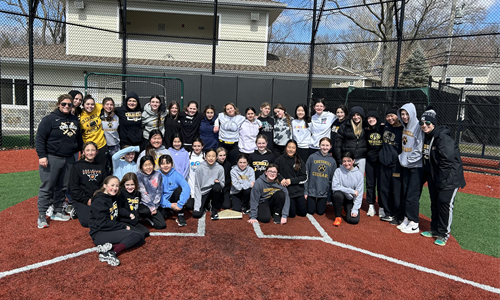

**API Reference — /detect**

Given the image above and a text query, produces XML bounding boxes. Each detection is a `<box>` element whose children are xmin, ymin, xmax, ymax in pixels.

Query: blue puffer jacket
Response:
<box><xmin>199</xmin><ymin>114</ymin><xmax>219</xmax><ymax>150</ymax></box>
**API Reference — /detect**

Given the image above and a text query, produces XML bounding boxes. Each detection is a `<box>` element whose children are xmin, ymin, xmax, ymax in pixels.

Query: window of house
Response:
<box><xmin>1</xmin><ymin>79</ymin><xmax>28</xmax><ymax>106</ymax></box>
<box><xmin>335</xmin><ymin>82</ymin><xmax>340</xmax><ymax>86</ymax></box>
<box><xmin>372</xmin><ymin>82</ymin><xmax>377</xmax><ymax>87</ymax></box>
<box><xmin>465</xmin><ymin>78</ymin><xmax>473</xmax><ymax>85</ymax></box>
<box><xmin>122</xmin><ymin>10</ymin><xmax>219</xmax><ymax>45</ymax></box>
<box><xmin>445</xmin><ymin>78</ymin><xmax>451</xmax><ymax>84</ymax></box>
<box><xmin>349</xmin><ymin>81</ymin><xmax>354</xmax><ymax>86</ymax></box>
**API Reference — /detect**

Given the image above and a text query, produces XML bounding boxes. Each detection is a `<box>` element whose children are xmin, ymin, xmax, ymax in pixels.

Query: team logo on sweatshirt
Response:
<box><xmin>369</xmin><ymin>133</ymin><xmax>382</xmax><ymax>146</ymax></box>
<box><xmin>109</xmin><ymin>201</ymin><xmax>118</xmax><ymax>220</ymax></box>
<box><xmin>83</xmin><ymin>169</ymin><xmax>101</xmax><ymax>181</ymax></box>
<box><xmin>125</xmin><ymin>111</ymin><xmax>142</xmax><ymax>122</ymax></box>
<box><xmin>317</xmin><ymin>164</ymin><xmax>327</xmax><ymax>173</ymax></box>
<box><xmin>128</xmin><ymin>197</ymin><xmax>139</xmax><ymax>211</ymax></box>
<box><xmin>59</xmin><ymin>122</ymin><xmax>77</xmax><ymax>137</ymax></box>
<box><xmin>402</xmin><ymin>136</ymin><xmax>408</xmax><ymax>145</ymax></box>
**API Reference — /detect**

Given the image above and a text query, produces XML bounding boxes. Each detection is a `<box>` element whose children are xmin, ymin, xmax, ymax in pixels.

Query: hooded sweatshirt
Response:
<box><xmin>249</xmin><ymin>174</ymin><xmax>290</xmax><ymax>219</ymax></box>
<box><xmin>309</xmin><ymin>111</ymin><xmax>337</xmax><ymax>149</ymax></box>
<box><xmin>101</xmin><ymin>112</ymin><xmax>120</xmax><ymax>147</ymax></box>
<box><xmin>163</xmin><ymin>114</ymin><xmax>182</xmax><ymax>149</ymax></box>
<box><xmin>230</xmin><ymin>165</ymin><xmax>255</xmax><ymax>194</ymax></box>
<box><xmin>188</xmin><ymin>152</ymin><xmax>205</xmax><ymax>198</ymax></box>
<box><xmin>258</xmin><ymin>115</ymin><xmax>274</xmax><ymax>150</ymax></box>
<box><xmin>239</xmin><ymin>118</ymin><xmax>262</xmax><ymax>153</ymax></box>
<box><xmin>117</xmin><ymin>187</ymin><xmax>140</xmax><ymax>226</ymax></box>
<box><xmin>330</xmin><ymin>118</ymin><xmax>346</xmax><ymax>147</ymax></box>
<box><xmin>137</xmin><ymin>146</ymin><xmax>172</xmax><ymax>171</ymax></box>
<box><xmin>334</xmin><ymin>106</ymin><xmax>367</xmax><ymax>163</ymax></box>
<box><xmin>379</xmin><ymin>123</ymin><xmax>403</xmax><ymax>168</ymax></box>
<box><xmin>89</xmin><ymin>191</ymin><xmax>126</xmax><ymax>238</ymax></box>
<box><xmin>35</xmin><ymin>108</ymin><xmax>83</xmax><ymax>158</ymax></box>
<box><xmin>332</xmin><ymin>165</ymin><xmax>364</xmax><ymax>215</ymax></box>
<box><xmin>116</xmin><ymin>92</ymin><xmax>143</xmax><ymax>146</ymax></box>
<box><xmin>80</xmin><ymin>102</ymin><xmax>106</xmax><ymax>149</ymax></box>
<box><xmin>365</xmin><ymin>111</ymin><xmax>384</xmax><ymax>163</ymax></box>
<box><xmin>137</xmin><ymin>170</ymin><xmax>162</xmax><ymax>212</ymax></box>
<box><xmin>275</xmin><ymin>153</ymin><xmax>307</xmax><ymax>198</ymax></box>
<box><xmin>215</xmin><ymin>113</ymin><xmax>246</xmax><ymax>143</ymax></box>
<box><xmin>304</xmin><ymin>151</ymin><xmax>337</xmax><ymax>198</ymax></box>
<box><xmin>112</xmin><ymin>146</ymin><xmax>140</xmax><ymax>181</ymax></box>
<box><xmin>193</xmin><ymin>161</ymin><xmax>225</xmax><ymax>211</ymax></box>
<box><xmin>168</xmin><ymin>147</ymin><xmax>190</xmax><ymax>180</ymax></box>
<box><xmin>199</xmin><ymin>114</ymin><xmax>219</xmax><ymax>150</ymax></box>
<box><xmin>274</xmin><ymin>116</ymin><xmax>293</xmax><ymax>146</ymax></box>
<box><xmin>160</xmin><ymin>169</ymin><xmax>191</xmax><ymax>209</ymax></box>
<box><xmin>179</xmin><ymin>111</ymin><xmax>203</xmax><ymax>146</ymax></box>
<box><xmin>249</xmin><ymin>150</ymin><xmax>276</xmax><ymax>179</ymax></box>
<box><xmin>397</xmin><ymin>103</ymin><xmax>423</xmax><ymax>168</ymax></box>
<box><xmin>292</xmin><ymin>119</ymin><xmax>311</xmax><ymax>148</ymax></box>
<box><xmin>142</xmin><ymin>102</ymin><xmax>168</xmax><ymax>139</ymax></box>
<box><xmin>69</xmin><ymin>159</ymin><xmax>106</xmax><ymax>204</ymax></box>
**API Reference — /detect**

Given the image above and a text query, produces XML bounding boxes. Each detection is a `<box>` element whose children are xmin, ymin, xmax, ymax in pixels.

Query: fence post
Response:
<box><xmin>393</xmin><ymin>0</ymin><xmax>405</xmax><ymax>89</ymax></box>
<box><xmin>212</xmin><ymin>0</ymin><xmax>218</xmax><ymax>74</ymax></box>
<box><xmin>29</xmin><ymin>0</ymin><xmax>38</xmax><ymax>148</ymax></box>
<box><xmin>306</xmin><ymin>0</ymin><xmax>317</xmax><ymax>111</ymax></box>
<box><xmin>121</xmin><ymin>0</ymin><xmax>127</xmax><ymax>101</ymax></box>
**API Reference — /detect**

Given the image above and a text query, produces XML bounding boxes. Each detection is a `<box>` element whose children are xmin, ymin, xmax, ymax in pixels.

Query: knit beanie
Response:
<box><xmin>385</xmin><ymin>106</ymin><xmax>398</xmax><ymax>116</ymax></box>
<box><xmin>421</xmin><ymin>106</ymin><xmax>437</xmax><ymax>125</ymax></box>
<box><xmin>68</xmin><ymin>90</ymin><xmax>83</xmax><ymax>100</ymax></box>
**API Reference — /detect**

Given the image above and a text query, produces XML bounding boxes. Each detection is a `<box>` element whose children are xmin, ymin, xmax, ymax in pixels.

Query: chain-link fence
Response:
<box><xmin>1</xmin><ymin>0</ymin><xmax>499</xmax><ymax>173</ymax></box>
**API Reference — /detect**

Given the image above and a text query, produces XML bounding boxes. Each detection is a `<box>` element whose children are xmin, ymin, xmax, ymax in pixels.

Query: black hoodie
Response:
<box><xmin>365</xmin><ymin>111</ymin><xmax>384</xmax><ymax>163</ymax></box>
<box><xmin>379</xmin><ymin>123</ymin><xmax>403</xmax><ymax>168</ymax></box>
<box><xmin>249</xmin><ymin>150</ymin><xmax>276</xmax><ymax>178</ymax></box>
<box><xmin>275</xmin><ymin>154</ymin><xmax>307</xmax><ymax>198</ymax></box>
<box><xmin>35</xmin><ymin>109</ymin><xmax>83</xmax><ymax>158</ymax></box>
<box><xmin>89</xmin><ymin>191</ymin><xmax>127</xmax><ymax>238</ymax></box>
<box><xmin>69</xmin><ymin>159</ymin><xmax>106</xmax><ymax>204</ymax></box>
<box><xmin>334</xmin><ymin>106</ymin><xmax>368</xmax><ymax>164</ymax></box>
<box><xmin>423</xmin><ymin>125</ymin><xmax>466</xmax><ymax>190</ymax></box>
<box><xmin>117</xmin><ymin>187</ymin><xmax>140</xmax><ymax>226</ymax></box>
<box><xmin>178</xmin><ymin>111</ymin><xmax>203</xmax><ymax>145</ymax></box>
<box><xmin>116</xmin><ymin>91</ymin><xmax>143</xmax><ymax>146</ymax></box>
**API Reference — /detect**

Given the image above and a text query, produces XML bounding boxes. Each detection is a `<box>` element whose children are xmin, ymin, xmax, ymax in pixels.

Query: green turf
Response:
<box><xmin>1</xmin><ymin>135</ymin><xmax>32</xmax><ymax>148</ymax></box>
<box><xmin>0</xmin><ymin>171</ymin><xmax>40</xmax><ymax>211</ymax></box>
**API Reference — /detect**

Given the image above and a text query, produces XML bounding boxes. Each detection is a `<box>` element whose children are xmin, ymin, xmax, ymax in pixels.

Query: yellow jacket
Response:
<box><xmin>80</xmin><ymin>103</ymin><xmax>107</xmax><ymax>149</ymax></box>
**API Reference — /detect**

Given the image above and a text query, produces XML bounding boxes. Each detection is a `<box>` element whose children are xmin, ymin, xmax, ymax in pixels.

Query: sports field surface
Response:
<box><xmin>0</xmin><ymin>149</ymin><xmax>499</xmax><ymax>299</ymax></box>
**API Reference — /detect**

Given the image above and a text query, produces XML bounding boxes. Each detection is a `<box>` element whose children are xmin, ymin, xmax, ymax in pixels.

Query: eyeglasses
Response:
<box><xmin>267</xmin><ymin>170</ymin><xmax>277</xmax><ymax>174</ymax></box>
<box><xmin>419</xmin><ymin>120</ymin><xmax>431</xmax><ymax>126</ymax></box>
<box><xmin>60</xmin><ymin>102</ymin><xmax>73</xmax><ymax>107</ymax></box>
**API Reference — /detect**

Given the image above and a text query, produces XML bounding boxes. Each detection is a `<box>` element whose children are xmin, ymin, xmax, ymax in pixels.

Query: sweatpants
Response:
<box><xmin>257</xmin><ymin>190</ymin><xmax>286</xmax><ymax>223</ymax></box>
<box><xmin>332</xmin><ymin>191</ymin><xmax>360</xmax><ymax>224</ymax></box>
<box><xmin>307</xmin><ymin>196</ymin><xmax>327</xmax><ymax>215</ymax></box>
<box><xmin>37</xmin><ymin>154</ymin><xmax>75</xmax><ymax>214</ymax></box>
<box><xmin>129</xmin><ymin>223</ymin><xmax>150</xmax><ymax>238</ymax></box>
<box><xmin>296</xmin><ymin>148</ymin><xmax>309</xmax><ymax>165</ymax></box>
<box><xmin>138</xmin><ymin>204</ymin><xmax>166</xmax><ymax>229</ymax></box>
<box><xmin>402</xmin><ymin>167</ymin><xmax>424</xmax><ymax>223</ymax></box>
<box><xmin>92</xmin><ymin>229</ymin><xmax>144</xmax><ymax>250</ymax></box>
<box><xmin>428</xmin><ymin>182</ymin><xmax>458</xmax><ymax>241</ymax></box>
<box><xmin>365</xmin><ymin>160</ymin><xmax>381</xmax><ymax>205</ymax></box>
<box><xmin>231</xmin><ymin>188</ymin><xmax>251</xmax><ymax>212</ymax></box>
<box><xmin>289</xmin><ymin>195</ymin><xmax>307</xmax><ymax>218</ymax></box>
<box><xmin>192</xmin><ymin>183</ymin><xmax>224</xmax><ymax>219</ymax></box>
<box><xmin>73</xmin><ymin>201</ymin><xmax>91</xmax><ymax>228</ymax></box>
<box><xmin>378</xmin><ymin>163</ymin><xmax>403</xmax><ymax>217</ymax></box>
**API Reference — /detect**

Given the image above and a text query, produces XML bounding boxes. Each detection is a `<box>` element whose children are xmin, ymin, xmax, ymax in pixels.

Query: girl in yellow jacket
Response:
<box><xmin>80</xmin><ymin>95</ymin><xmax>109</xmax><ymax>168</ymax></box>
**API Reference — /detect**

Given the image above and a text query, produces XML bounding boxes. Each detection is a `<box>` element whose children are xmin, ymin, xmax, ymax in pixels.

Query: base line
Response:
<box><xmin>151</xmin><ymin>214</ymin><xmax>206</xmax><ymax>237</ymax></box>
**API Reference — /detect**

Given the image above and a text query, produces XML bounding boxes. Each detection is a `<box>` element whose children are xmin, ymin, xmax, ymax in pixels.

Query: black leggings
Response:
<box><xmin>232</xmin><ymin>188</ymin><xmax>251</xmax><ymax>212</ymax></box>
<box><xmin>138</xmin><ymin>204</ymin><xmax>166</xmax><ymax>229</ymax></box>
<box><xmin>307</xmin><ymin>196</ymin><xmax>327</xmax><ymax>215</ymax></box>
<box><xmin>332</xmin><ymin>191</ymin><xmax>360</xmax><ymax>224</ymax></box>
<box><xmin>192</xmin><ymin>183</ymin><xmax>224</xmax><ymax>219</ymax></box>
<box><xmin>73</xmin><ymin>201</ymin><xmax>90</xmax><ymax>228</ymax></box>
<box><xmin>92</xmin><ymin>228</ymin><xmax>144</xmax><ymax>250</ymax></box>
<box><xmin>128</xmin><ymin>223</ymin><xmax>150</xmax><ymax>237</ymax></box>
<box><xmin>289</xmin><ymin>195</ymin><xmax>307</xmax><ymax>218</ymax></box>
<box><xmin>257</xmin><ymin>190</ymin><xmax>286</xmax><ymax>223</ymax></box>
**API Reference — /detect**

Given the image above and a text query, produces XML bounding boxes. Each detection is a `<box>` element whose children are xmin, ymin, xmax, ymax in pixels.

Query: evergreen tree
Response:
<box><xmin>400</xmin><ymin>47</ymin><xmax>430</xmax><ymax>87</ymax></box>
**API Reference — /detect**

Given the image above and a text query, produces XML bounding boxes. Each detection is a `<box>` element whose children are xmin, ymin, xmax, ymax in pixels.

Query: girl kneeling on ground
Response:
<box><xmin>137</xmin><ymin>155</ymin><xmax>164</xmax><ymax>229</ymax></box>
<box><xmin>117</xmin><ymin>172</ymin><xmax>150</xmax><ymax>238</ymax></box>
<box><xmin>230</xmin><ymin>153</ymin><xmax>255</xmax><ymax>214</ymax></box>
<box><xmin>248</xmin><ymin>164</ymin><xmax>290</xmax><ymax>225</ymax></box>
<box><xmin>332</xmin><ymin>151</ymin><xmax>364</xmax><ymax>226</ymax></box>
<box><xmin>90</xmin><ymin>176</ymin><xmax>145</xmax><ymax>266</ymax></box>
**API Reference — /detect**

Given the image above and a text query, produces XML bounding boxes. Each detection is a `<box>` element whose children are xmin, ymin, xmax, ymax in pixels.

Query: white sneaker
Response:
<box><xmin>397</xmin><ymin>217</ymin><xmax>409</xmax><ymax>230</ymax></box>
<box><xmin>367</xmin><ymin>205</ymin><xmax>376</xmax><ymax>217</ymax></box>
<box><xmin>45</xmin><ymin>205</ymin><xmax>54</xmax><ymax>217</ymax></box>
<box><xmin>378</xmin><ymin>207</ymin><xmax>385</xmax><ymax>218</ymax></box>
<box><xmin>401</xmin><ymin>221</ymin><xmax>419</xmax><ymax>234</ymax></box>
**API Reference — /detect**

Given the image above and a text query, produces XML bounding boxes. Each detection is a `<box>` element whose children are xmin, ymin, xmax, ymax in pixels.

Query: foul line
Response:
<box><xmin>151</xmin><ymin>213</ymin><xmax>206</xmax><ymax>237</ymax></box>
<box><xmin>252</xmin><ymin>214</ymin><xmax>500</xmax><ymax>295</ymax></box>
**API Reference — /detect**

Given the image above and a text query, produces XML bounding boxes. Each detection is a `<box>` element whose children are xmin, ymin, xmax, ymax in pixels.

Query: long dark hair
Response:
<box><xmin>145</xmin><ymin>129</ymin><xmax>164</xmax><ymax>157</ymax></box>
<box><xmin>120</xmin><ymin>172</ymin><xmax>139</xmax><ymax>193</ymax></box>
<box><xmin>190</xmin><ymin>137</ymin><xmax>205</xmax><ymax>159</ymax></box>
<box><xmin>101</xmin><ymin>97</ymin><xmax>115</xmax><ymax>121</ymax></box>
<box><xmin>295</xmin><ymin>103</ymin><xmax>310</xmax><ymax>128</ymax></box>
<box><xmin>167</xmin><ymin>101</ymin><xmax>180</xmax><ymax>119</ymax></box>
<box><xmin>265</xmin><ymin>163</ymin><xmax>280</xmax><ymax>184</ymax></box>
<box><xmin>139</xmin><ymin>155</ymin><xmax>155</xmax><ymax>172</ymax></box>
<box><xmin>342</xmin><ymin>151</ymin><xmax>359</xmax><ymax>168</ymax></box>
<box><xmin>285</xmin><ymin>140</ymin><xmax>302</xmax><ymax>171</ymax></box>
<box><xmin>274</xmin><ymin>103</ymin><xmax>292</xmax><ymax>130</ymax></box>
<box><xmin>170</xmin><ymin>133</ymin><xmax>184</xmax><ymax>150</ymax></box>
<box><xmin>150</xmin><ymin>95</ymin><xmax>164</xmax><ymax>129</ymax></box>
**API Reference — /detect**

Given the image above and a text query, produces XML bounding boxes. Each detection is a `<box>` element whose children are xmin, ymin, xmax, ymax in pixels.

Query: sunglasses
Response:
<box><xmin>419</xmin><ymin>120</ymin><xmax>431</xmax><ymax>126</ymax></box>
<box><xmin>60</xmin><ymin>102</ymin><xmax>74</xmax><ymax>107</ymax></box>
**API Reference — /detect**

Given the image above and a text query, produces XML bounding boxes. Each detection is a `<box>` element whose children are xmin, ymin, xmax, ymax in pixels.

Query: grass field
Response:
<box><xmin>1</xmin><ymin>135</ymin><xmax>32</xmax><ymax>148</ymax></box>
<box><xmin>2</xmin><ymin>170</ymin><xmax>498</xmax><ymax>258</ymax></box>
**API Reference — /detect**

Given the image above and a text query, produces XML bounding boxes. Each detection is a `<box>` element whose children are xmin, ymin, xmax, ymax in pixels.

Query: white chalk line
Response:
<box><xmin>151</xmin><ymin>213</ymin><xmax>206</xmax><ymax>237</ymax></box>
<box><xmin>252</xmin><ymin>214</ymin><xmax>500</xmax><ymax>295</ymax></box>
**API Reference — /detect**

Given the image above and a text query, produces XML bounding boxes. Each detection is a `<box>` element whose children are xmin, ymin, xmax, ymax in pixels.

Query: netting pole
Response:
<box><xmin>393</xmin><ymin>0</ymin><xmax>405</xmax><ymax>89</ymax></box>
<box><xmin>306</xmin><ymin>0</ymin><xmax>318</xmax><ymax>111</ymax></box>
<box><xmin>0</xmin><ymin>35</ymin><xmax>2</xmax><ymax>147</ymax></box>
<box><xmin>212</xmin><ymin>0</ymin><xmax>218</xmax><ymax>74</ymax></box>
<box><xmin>29</xmin><ymin>0</ymin><xmax>39</xmax><ymax>148</ymax></box>
<box><xmin>121</xmin><ymin>0</ymin><xmax>127</xmax><ymax>101</ymax></box>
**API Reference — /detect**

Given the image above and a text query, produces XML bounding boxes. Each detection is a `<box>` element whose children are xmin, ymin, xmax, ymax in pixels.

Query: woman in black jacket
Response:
<box><xmin>420</xmin><ymin>108</ymin><xmax>466</xmax><ymax>247</ymax></box>
<box><xmin>334</xmin><ymin>106</ymin><xmax>367</xmax><ymax>175</ymax></box>
<box><xmin>275</xmin><ymin>140</ymin><xmax>307</xmax><ymax>218</ymax></box>
<box><xmin>364</xmin><ymin>111</ymin><xmax>384</xmax><ymax>217</ymax></box>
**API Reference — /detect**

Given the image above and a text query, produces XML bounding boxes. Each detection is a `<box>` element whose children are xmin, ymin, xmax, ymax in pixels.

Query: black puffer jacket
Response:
<box><xmin>422</xmin><ymin>125</ymin><xmax>466</xmax><ymax>190</ymax></box>
<box><xmin>334</xmin><ymin>106</ymin><xmax>368</xmax><ymax>164</ymax></box>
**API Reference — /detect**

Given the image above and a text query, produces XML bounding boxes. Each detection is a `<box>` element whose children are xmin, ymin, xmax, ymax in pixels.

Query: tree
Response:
<box><xmin>399</xmin><ymin>47</ymin><xmax>430</xmax><ymax>87</ymax></box>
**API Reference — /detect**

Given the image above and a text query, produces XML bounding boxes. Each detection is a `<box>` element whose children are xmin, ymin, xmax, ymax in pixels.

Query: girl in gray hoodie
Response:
<box><xmin>230</xmin><ymin>154</ymin><xmax>255</xmax><ymax>213</ymax></box>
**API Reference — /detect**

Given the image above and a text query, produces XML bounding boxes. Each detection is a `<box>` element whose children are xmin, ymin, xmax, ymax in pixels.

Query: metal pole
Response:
<box><xmin>212</xmin><ymin>0</ymin><xmax>218</xmax><ymax>74</ymax></box>
<box><xmin>440</xmin><ymin>0</ymin><xmax>457</xmax><ymax>83</ymax></box>
<box><xmin>29</xmin><ymin>0</ymin><xmax>38</xmax><ymax>147</ymax></box>
<box><xmin>306</xmin><ymin>0</ymin><xmax>318</xmax><ymax>111</ymax></box>
<box><xmin>393</xmin><ymin>0</ymin><xmax>405</xmax><ymax>89</ymax></box>
<box><xmin>121</xmin><ymin>0</ymin><xmax>127</xmax><ymax>101</ymax></box>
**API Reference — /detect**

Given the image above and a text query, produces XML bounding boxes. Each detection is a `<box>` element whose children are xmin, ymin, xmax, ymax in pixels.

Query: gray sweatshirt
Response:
<box><xmin>230</xmin><ymin>165</ymin><xmax>255</xmax><ymax>194</ymax></box>
<box><xmin>304</xmin><ymin>151</ymin><xmax>337</xmax><ymax>198</ymax></box>
<box><xmin>142</xmin><ymin>103</ymin><xmax>168</xmax><ymax>139</ymax></box>
<box><xmin>193</xmin><ymin>161</ymin><xmax>225</xmax><ymax>211</ymax></box>
<box><xmin>249</xmin><ymin>174</ymin><xmax>290</xmax><ymax>219</ymax></box>
<box><xmin>332</xmin><ymin>165</ymin><xmax>364</xmax><ymax>215</ymax></box>
<box><xmin>397</xmin><ymin>103</ymin><xmax>423</xmax><ymax>168</ymax></box>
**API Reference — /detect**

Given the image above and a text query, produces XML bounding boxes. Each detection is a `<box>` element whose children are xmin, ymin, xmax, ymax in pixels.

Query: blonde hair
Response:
<box><xmin>259</xmin><ymin>102</ymin><xmax>271</xmax><ymax>117</ymax></box>
<box><xmin>223</xmin><ymin>103</ymin><xmax>240</xmax><ymax>116</ymax></box>
<box><xmin>274</xmin><ymin>103</ymin><xmax>292</xmax><ymax>129</ymax></box>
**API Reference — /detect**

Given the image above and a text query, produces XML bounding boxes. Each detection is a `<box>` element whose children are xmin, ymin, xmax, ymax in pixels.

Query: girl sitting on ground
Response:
<box><xmin>89</xmin><ymin>175</ymin><xmax>145</xmax><ymax>267</ymax></box>
<box><xmin>70</xmin><ymin>141</ymin><xmax>107</xmax><ymax>228</ymax></box>
<box><xmin>168</xmin><ymin>133</ymin><xmax>190</xmax><ymax>180</ymax></box>
<box><xmin>137</xmin><ymin>129</ymin><xmax>171</xmax><ymax>171</ymax></box>
<box><xmin>331</xmin><ymin>151</ymin><xmax>364</xmax><ymax>226</ymax></box>
<box><xmin>230</xmin><ymin>154</ymin><xmax>255</xmax><ymax>214</ymax></box>
<box><xmin>117</xmin><ymin>172</ymin><xmax>149</xmax><ymax>238</ymax></box>
<box><xmin>248</xmin><ymin>164</ymin><xmax>290</xmax><ymax>225</ymax></box>
<box><xmin>112</xmin><ymin>145</ymin><xmax>140</xmax><ymax>181</ymax></box>
<box><xmin>137</xmin><ymin>155</ymin><xmax>164</xmax><ymax>229</ymax></box>
<box><xmin>216</xmin><ymin>147</ymin><xmax>232</xmax><ymax>209</ymax></box>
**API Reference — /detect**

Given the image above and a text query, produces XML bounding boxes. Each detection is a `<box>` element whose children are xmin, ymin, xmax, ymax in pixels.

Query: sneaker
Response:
<box><xmin>37</xmin><ymin>215</ymin><xmax>49</xmax><ymax>229</ymax></box>
<box><xmin>389</xmin><ymin>218</ymin><xmax>402</xmax><ymax>226</ymax></box>
<box><xmin>273</xmin><ymin>213</ymin><xmax>281</xmax><ymax>224</ymax></box>
<box><xmin>400</xmin><ymin>221</ymin><xmax>419</xmax><ymax>234</ymax></box>
<box><xmin>326</xmin><ymin>201</ymin><xmax>333</xmax><ymax>206</ymax></box>
<box><xmin>66</xmin><ymin>205</ymin><xmax>77</xmax><ymax>219</ymax></box>
<box><xmin>380</xmin><ymin>215</ymin><xmax>394</xmax><ymax>222</ymax></box>
<box><xmin>421</xmin><ymin>231</ymin><xmax>438</xmax><ymax>238</ymax></box>
<box><xmin>176</xmin><ymin>214</ymin><xmax>187</xmax><ymax>227</ymax></box>
<box><xmin>378</xmin><ymin>207</ymin><xmax>385</xmax><ymax>218</ymax></box>
<box><xmin>50</xmin><ymin>212</ymin><xmax>70</xmax><ymax>221</ymax></box>
<box><xmin>367</xmin><ymin>205</ymin><xmax>376</xmax><ymax>217</ymax></box>
<box><xmin>45</xmin><ymin>205</ymin><xmax>54</xmax><ymax>217</ymax></box>
<box><xmin>99</xmin><ymin>251</ymin><xmax>120</xmax><ymax>266</ymax></box>
<box><xmin>333</xmin><ymin>217</ymin><xmax>342</xmax><ymax>227</ymax></box>
<box><xmin>434</xmin><ymin>237</ymin><xmax>447</xmax><ymax>246</ymax></box>
<box><xmin>96</xmin><ymin>242</ymin><xmax>113</xmax><ymax>253</ymax></box>
<box><xmin>145</xmin><ymin>217</ymin><xmax>155</xmax><ymax>226</ymax></box>
<box><xmin>242</xmin><ymin>206</ymin><xmax>250</xmax><ymax>214</ymax></box>
<box><xmin>396</xmin><ymin>217</ymin><xmax>409</xmax><ymax>230</ymax></box>
<box><xmin>211</xmin><ymin>210</ymin><xmax>219</xmax><ymax>220</ymax></box>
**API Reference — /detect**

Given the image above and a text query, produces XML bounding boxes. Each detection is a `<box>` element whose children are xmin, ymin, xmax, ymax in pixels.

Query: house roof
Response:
<box><xmin>332</xmin><ymin>65</ymin><xmax>382</xmax><ymax>82</ymax></box>
<box><xmin>0</xmin><ymin>44</ymin><xmax>358</xmax><ymax>80</ymax></box>
<box><xmin>430</xmin><ymin>65</ymin><xmax>491</xmax><ymax>78</ymax></box>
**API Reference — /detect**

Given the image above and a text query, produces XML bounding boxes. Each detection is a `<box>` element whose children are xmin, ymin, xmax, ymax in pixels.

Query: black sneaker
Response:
<box><xmin>176</xmin><ymin>214</ymin><xmax>187</xmax><ymax>227</ymax></box>
<box><xmin>273</xmin><ymin>213</ymin><xmax>281</xmax><ymax>224</ymax></box>
<box><xmin>211</xmin><ymin>210</ymin><xmax>219</xmax><ymax>220</ymax></box>
<box><xmin>242</xmin><ymin>206</ymin><xmax>250</xmax><ymax>215</ymax></box>
<box><xmin>380</xmin><ymin>215</ymin><xmax>394</xmax><ymax>222</ymax></box>
<box><xmin>98</xmin><ymin>251</ymin><xmax>120</xmax><ymax>266</ymax></box>
<box><xmin>389</xmin><ymin>218</ymin><xmax>402</xmax><ymax>226</ymax></box>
